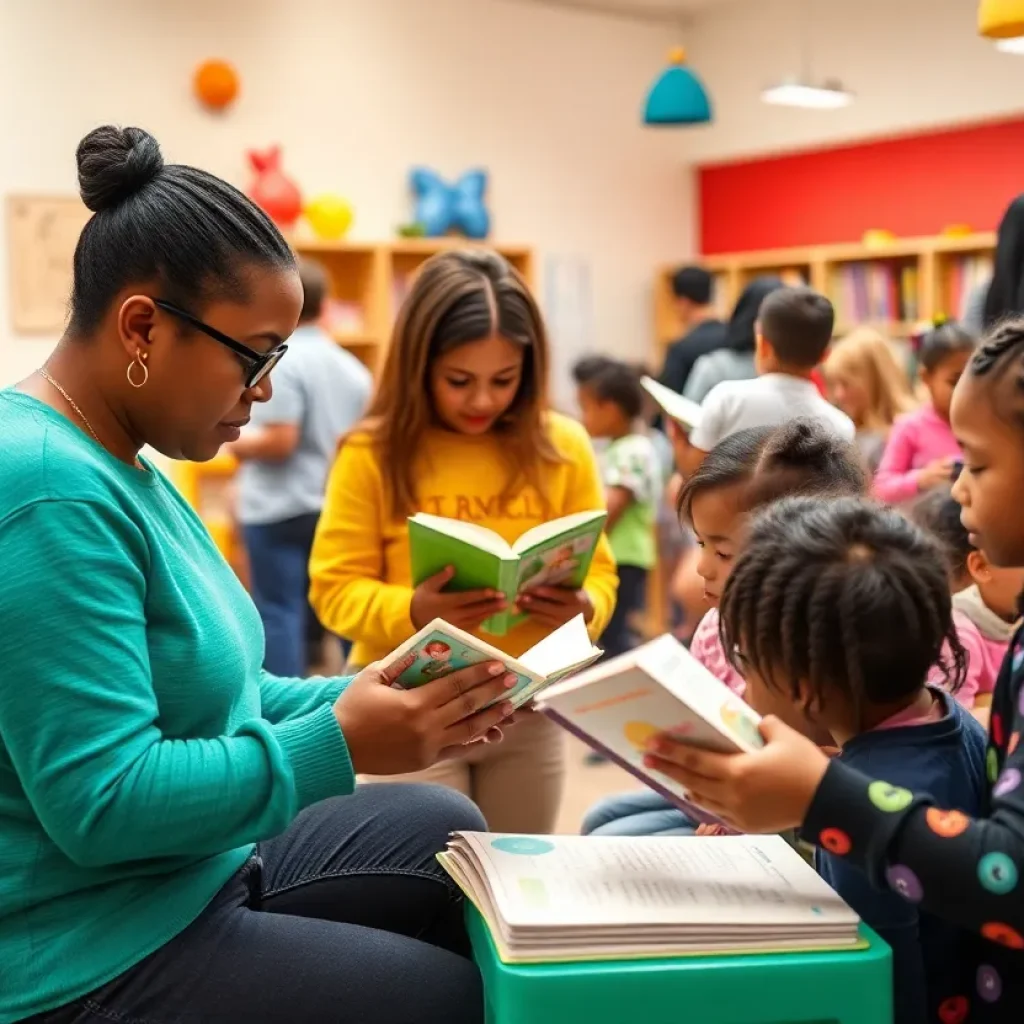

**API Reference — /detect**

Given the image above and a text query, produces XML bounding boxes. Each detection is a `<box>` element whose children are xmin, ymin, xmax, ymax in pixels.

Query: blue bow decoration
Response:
<box><xmin>409</xmin><ymin>168</ymin><xmax>491</xmax><ymax>239</ymax></box>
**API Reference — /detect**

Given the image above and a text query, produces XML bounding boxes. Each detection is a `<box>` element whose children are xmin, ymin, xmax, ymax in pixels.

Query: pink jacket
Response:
<box><xmin>873</xmin><ymin>404</ymin><xmax>961</xmax><ymax>505</ymax></box>
<box><xmin>928</xmin><ymin>598</ymin><xmax>1014</xmax><ymax>709</ymax></box>
<box><xmin>689</xmin><ymin>609</ymin><xmax>746</xmax><ymax>697</ymax></box>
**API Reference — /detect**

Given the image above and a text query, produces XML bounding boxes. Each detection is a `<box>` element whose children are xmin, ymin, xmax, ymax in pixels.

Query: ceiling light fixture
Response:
<box><xmin>762</xmin><ymin>0</ymin><xmax>853</xmax><ymax>111</ymax></box>
<box><xmin>761</xmin><ymin>79</ymin><xmax>854</xmax><ymax>110</ymax></box>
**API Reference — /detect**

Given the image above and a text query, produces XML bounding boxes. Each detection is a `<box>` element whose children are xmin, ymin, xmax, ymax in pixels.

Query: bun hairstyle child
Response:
<box><xmin>875</xmin><ymin>317</ymin><xmax>977</xmax><ymax>504</ymax></box>
<box><xmin>310</xmin><ymin>248</ymin><xmax>618</xmax><ymax>834</ymax></box>
<box><xmin>579</xmin><ymin>419</ymin><xmax>864</xmax><ymax>840</ymax></box>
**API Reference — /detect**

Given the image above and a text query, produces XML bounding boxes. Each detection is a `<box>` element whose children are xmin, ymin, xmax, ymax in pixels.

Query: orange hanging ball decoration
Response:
<box><xmin>194</xmin><ymin>59</ymin><xmax>239</xmax><ymax>111</ymax></box>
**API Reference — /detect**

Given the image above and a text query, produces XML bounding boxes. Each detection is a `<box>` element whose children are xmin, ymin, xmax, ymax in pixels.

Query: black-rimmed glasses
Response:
<box><xmin>154</xmin><ymin>299</ymin><xmax>288</xmax><ymax>388</ymax></box>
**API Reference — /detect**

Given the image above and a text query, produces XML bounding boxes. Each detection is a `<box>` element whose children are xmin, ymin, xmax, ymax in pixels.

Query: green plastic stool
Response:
<box><xmin>467</xmin><ymin>904</ymin><xmax>892</xmax><ymax>1024</ymax></box>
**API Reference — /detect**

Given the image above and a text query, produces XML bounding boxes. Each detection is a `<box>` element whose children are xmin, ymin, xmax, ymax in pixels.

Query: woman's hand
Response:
<box><xmin>333</xmin><ymin>659</ymin><xmax>519</xmax><ymax>775</ymax></box>
<box><xmin>518</xmin><ymin>586</ymin><xmax>594</xmax><ymax>627</ymax></box>
<box><xmin>410</xmin><ymin>566</ymin><xmax>508</xmax><ymax>630</ymax></box>
<box><xmin>641</xmin><ymin>716</ymin><xmax>831</xmax><ymax>834</ymax></box>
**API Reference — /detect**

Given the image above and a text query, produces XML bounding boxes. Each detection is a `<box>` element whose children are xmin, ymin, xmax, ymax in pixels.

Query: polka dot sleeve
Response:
<box><xmin>801</xmin><ymin>640</ymin><xmax>1024</xmax><ymax>950</ymax></box>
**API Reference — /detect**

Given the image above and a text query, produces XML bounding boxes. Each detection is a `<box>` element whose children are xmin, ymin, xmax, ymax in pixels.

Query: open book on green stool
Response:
<box><xmin>441</xmin><ymin>832</ymin><xmax>892</xmax><ymax>1024</ymax></box>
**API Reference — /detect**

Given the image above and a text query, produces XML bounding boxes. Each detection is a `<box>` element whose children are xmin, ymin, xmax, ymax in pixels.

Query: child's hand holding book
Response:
<box><xmin>518</xmin><ymin>585</ymin><xmax>594</xmax><ymax>628</ymax></box>
<box><xmin>410</xmin><ymin>565</ymin><xmax>509</xmax><ymax>631</ymax></box>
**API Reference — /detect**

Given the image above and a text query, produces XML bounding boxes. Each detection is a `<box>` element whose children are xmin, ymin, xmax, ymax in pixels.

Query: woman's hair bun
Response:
<box><xmin>76</xmin><ymin>125</ymin><xmax>164</xmax><ymax>213</ymax></box>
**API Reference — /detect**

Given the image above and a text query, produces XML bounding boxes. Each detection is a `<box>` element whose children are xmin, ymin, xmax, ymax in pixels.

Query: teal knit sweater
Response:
<box><xmin>0</xmin><ymin>391</ymin><xmax>355</xmax><ymax>1021</ymax></box>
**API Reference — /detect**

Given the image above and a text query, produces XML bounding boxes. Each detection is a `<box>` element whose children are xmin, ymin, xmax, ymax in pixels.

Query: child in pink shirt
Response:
<box><xmin>913</xmin><ymin>489</ymin><xmax>1024</xmax><ymax>717</ymax></box>
<box><xmin>580</xmin><ymin>418</ymin><xmax>864</xmax><ymax>837</ymax></box>
<box><xmin>874</xmin><ymin>320</ymin><xmax>976</xmax><ymax>505</ymax></box>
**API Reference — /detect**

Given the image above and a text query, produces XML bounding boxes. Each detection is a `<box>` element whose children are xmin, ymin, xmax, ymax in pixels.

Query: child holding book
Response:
<box><xmin>873</xmin><ymin>319</ymin><xmax>976</xmax><ymax>504</ymax></box>
<box><xmin>823</xmin><ymin>326</ymin><xmax>918</xmax><ymax>474</ymax></box>
<box><xmin>913</xmin><ymin>489</ymin><xmax>1024</xmax><ymax>719</ymax></box>
<box><xmin>673</xmin><ymin>495</ymin><xmax>987</xmax><ymax>1024</ymax></box>
<box><xmin>647</xmin><ymin>319</ymin><xmax>1024</xmax><ymax>1022</ymax></box>
<box><xmin>309</xmin><ymin>249</ymin><xmax>618</xmax><ymax>834</ymax></box>
<box><xmin>672</xmin><ymin>286</ymin><xmax>854</xmax><ymax>479</ymax></box>
<box><xmin>573</xmin><ymin>357</ymin><xmax>661</xmax><ymax>659</ymax></box>
<box><xmin>581</xmin><ymin>419</ymin><xmax>865</xmax><ymax>838</ymax></box>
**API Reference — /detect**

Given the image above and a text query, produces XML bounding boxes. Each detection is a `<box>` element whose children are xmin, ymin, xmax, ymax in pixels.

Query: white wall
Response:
<box><xmin>0</xmin><ymin>0</ymin><xmax>692</xmax><ymax>385</ymax></box>
<box><xmin>687</xmin><ymin>0</ymin><xmax>1024</xmax><ymax>163</ymax></box>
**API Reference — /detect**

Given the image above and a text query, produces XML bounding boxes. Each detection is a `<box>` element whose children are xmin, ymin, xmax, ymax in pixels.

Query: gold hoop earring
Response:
<box><xmin>127</xmin><ymin>354</ymin><xmax>149</xmax><ymax>389</ymax></box>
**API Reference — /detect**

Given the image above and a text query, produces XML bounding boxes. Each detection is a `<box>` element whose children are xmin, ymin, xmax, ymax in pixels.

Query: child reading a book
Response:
<box><xmin>309</xmin><ymin>249</ymin><xmax>618</xmax><ymax>834</ymax></box>
<box><xmin>581</xmin><ymin>419</ymin><xmax>865</xmax><ymax>838</ymax></box>
<box><xmin>573</xmin><ymin>356</ymin><xmax>662</xmax><ymax>659</ymax></box>
<box><xmin>874</xmin><ymin>319</ymin><xmax>976</xmax><ymax>504</ymax></box>
<box><xmin>822</xmin><ymin>326</ymin><xmax>918</xmax><ymax>474</ymax></box>
<box><xmin>676</xmin><ymin>495</ymin><xmax>987</xmax><ymax>1024</ymax></box>
<box><xmin>645</xmin><ymin>319</ymin><xmax>1024</xmax><ymax>1023</ymax></box>
<box><xmin>913</xmin><ymin>489</ymin><xmax>1024</xmax><ymax>720</ymax></box>
<box><xmin>672</xmin><ymin>286</ymin><xmax>854</xmax><ymax>479</ymax></box>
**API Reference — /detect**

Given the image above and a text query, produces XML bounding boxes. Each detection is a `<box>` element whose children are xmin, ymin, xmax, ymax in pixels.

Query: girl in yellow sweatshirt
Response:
<box><xmin>309</xmin><ymin>249</ymin><xmax>618</xmax><ymax>832</ymax></box>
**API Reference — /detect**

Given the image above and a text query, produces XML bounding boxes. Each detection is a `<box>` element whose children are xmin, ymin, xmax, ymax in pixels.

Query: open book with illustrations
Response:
<box><xmin>538</xmin><ymin>634</ymin><xmax>763</xmax><ymax>826</ymax></box>
<box><xmin>439</xmin><ymin>831</ymin><xmax>861</xmax><ymax>964</ymax></box>
<box><xmin>640</xmin><ymin>376</ymin><xmax>702</xmax><ymax>433</ymax></box>
<box><xmin>408</xmin><ymin>510</ymin><xmax>607</xmax><ymax>636</ymax></box>
<box><xmin>380</xmin><ymin>614</ymin><xmax>602</xmax><ymax>711</ymax></box>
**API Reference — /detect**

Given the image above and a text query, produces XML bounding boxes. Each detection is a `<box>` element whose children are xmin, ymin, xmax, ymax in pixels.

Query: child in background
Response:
<box><xmin>648</xmin><ymin>319</ymin><xmax>1024</xmax><ymax>1023</ymax></box>
<box><xmin>823</xmin><ymin>326</ymin><xmax>918</xmax><ymax>473</ymax></box>
<box><xmin>573</xmin><ymin>357</ymin><xmax>661</xmax><ymax>659</ymax></box>
<box><xmin>580</xmin><ymin>419</ymin><xmax>865</xmax><ymax>838</ymax></box>
<box><xmin>309</xmin><ymin>249</ymin><xmax>618</xmax><ymax>834</ymax></box>
<box><xmin>693</xmin><ymin>496</ymin><xmax>986</xmax><ymax>1024</ymax></box>
<box><xmin>672</xmin><ymin>286</ymin><xmax>854</xmax><ymax>479</ymax></box>
<box><xmin>913</xmin><ymin>489</ymin><xmax>1024</xmax><ymax>719</ymax></box>
<box><xmin>874</xmin><ymin>319</ymin><xmax>976</xmax><ymax>504</ymax></box>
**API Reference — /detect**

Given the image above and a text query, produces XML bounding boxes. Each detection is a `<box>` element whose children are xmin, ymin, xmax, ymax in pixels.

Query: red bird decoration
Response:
<box><xmin>247</xmin><ymin>146</ymin><xmax>302</xmax><ymax>230</ymax></box>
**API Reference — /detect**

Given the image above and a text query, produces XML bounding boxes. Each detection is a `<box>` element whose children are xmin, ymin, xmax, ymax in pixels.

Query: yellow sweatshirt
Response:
<box><xmin>309</xmin><ymin>412</ymin><xmax>618</xmax><ymax>667</ymax></box>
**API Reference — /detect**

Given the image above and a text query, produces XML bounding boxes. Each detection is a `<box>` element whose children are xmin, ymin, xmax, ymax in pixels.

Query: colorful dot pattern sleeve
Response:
<box><xmin>801</xmin><ymin>635</ymin><xmax>1024</xmax><ymax>1020</ymax></box>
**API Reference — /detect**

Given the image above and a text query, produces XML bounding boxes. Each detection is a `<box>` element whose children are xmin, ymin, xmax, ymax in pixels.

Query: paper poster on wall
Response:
<box><xmin>543</xmin><ymin>253</ymin><xmax>594</xmax><ymax>416</ymax></box>
<box><xmin>6</xmin><ymin>195</ymin><xmax>90</xmax><ymax>334</ymax></box>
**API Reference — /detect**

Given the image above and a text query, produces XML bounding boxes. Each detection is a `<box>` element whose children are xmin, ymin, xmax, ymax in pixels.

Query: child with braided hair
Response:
<box><xmin>647</xmin><ymin>318</ymin><xmax>1024</xmax><ymax>1022</ymax></box>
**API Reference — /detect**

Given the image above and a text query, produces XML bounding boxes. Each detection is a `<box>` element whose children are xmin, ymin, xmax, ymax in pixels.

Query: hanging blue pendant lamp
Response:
<box><xmin>643</xmin><ymin>47</ymin><xmax>712</xmax><ymax>126</ymax></box>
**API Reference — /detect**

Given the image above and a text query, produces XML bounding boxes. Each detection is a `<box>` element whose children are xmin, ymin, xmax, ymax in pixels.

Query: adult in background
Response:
<box><xmin>2</xmin><ymin>124</ymin><xmax>515</xmax><ymax>1024</ymax></box>
<box><xmin>658</xmin><ymin>266</ymin><xmax>726</xmax><ymax>396</ymax></box>
<box><xmin>978</xmin><ymin>193</ymin><xmax>1024</xmax><ymax>330</ymax></box>
<box><xmin>228</xmin><ymin>258</ymin><xmax>371</xmax><ymax>675</ymax></box>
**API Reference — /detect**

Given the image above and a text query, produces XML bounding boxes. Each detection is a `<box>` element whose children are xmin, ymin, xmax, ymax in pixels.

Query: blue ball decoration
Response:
<box><xmin>643</xmin><ymin>48</ymin><xmax>712</xmax><ymax>127</ymax></box>
<box><xmin>409</xmin><ymin>168</ymin><xmax>491</xmax><ymax>239</ymax></box>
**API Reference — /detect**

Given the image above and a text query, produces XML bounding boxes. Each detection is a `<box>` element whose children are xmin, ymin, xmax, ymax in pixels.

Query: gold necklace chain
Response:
<box><xmin>38</xmin><ymin>368</ymin><xmax>101</xmax><ymax>444</ymax></box>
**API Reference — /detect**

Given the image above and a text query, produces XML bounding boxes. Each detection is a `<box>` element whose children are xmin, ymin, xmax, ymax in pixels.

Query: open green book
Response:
<box><xmin>408</xmin><ymin>510</ymin><xmax>607</xmax><ymax>636</ymax></box>
<box><xmin>380</xmin><ymin>614</ymin><xmax>602</xmax><ymax>711</ymax></box>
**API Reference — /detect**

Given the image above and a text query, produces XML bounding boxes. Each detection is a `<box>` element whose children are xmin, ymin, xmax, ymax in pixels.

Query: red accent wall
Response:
<box><xmin>698</xmin><ymin>116</ymin><xmax>1024</xmax><ymax>254</ymax></box>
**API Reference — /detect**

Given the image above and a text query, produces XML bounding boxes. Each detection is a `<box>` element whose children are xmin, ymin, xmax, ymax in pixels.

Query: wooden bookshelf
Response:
<box><xmin>174</xmin><ymin>239</ymin><xmax>535</xmax><ymax>565</ymax></box>
<box><xmin>654</xmin><ymin>232</ymin><xmax>996</xmax><ymax>352</ymax></box>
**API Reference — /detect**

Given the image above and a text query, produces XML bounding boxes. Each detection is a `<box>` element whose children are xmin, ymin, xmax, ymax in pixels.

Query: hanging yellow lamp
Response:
<box><xmin>979</xmin><ymin>0</ymin><xmax>1024</xmax><ymax>39</ymax></box>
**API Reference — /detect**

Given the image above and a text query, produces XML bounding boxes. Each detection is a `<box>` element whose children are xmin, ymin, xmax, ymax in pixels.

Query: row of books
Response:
<box><xmin>828</xmin><ymin>262</ymin><xmax>919</xmax><ymax>326</ymax></box>
<box><xmin>947</xmin><ymin>254</ymin><xmax>993</xmax><ymax>323</ymax></box>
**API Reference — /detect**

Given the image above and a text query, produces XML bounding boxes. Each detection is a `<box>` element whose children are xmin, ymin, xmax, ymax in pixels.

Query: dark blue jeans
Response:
<box><xmin>600</xmin><ymin>564</ymin><xmax>649</xmax><ymax>661</ymax></box>
<box><xmin>243</xmin><ymin>512</ymin><xmax>349</xmax><ymax>676</ymax></box>
<box><xmin>30</xmin><ymin>784</ymin><xmax>486</xmax><ymax>1023</ymax></box>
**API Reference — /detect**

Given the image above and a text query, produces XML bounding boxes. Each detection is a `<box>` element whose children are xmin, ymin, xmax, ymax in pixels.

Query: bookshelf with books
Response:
<box><xmin>173</xmin><ymin>239</ymin><xmax>535</xmax><ymax>566</ymax></box>
<box><xmin>653</xmin><ymin>231</ymin><xmax>995</xmax><ymax>354</ymax></box>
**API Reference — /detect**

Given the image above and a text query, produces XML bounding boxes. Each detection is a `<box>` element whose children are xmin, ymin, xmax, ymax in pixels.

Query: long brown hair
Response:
<box><xmin>361</xmin><ymin>249</ymin><xmax>562</xmax><ymax>518</ymax></box>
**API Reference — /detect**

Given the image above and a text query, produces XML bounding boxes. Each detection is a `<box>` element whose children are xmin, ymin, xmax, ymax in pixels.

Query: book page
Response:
<box><xmin>512</xmin><ymin>512</ymin><xmax>606</xmax><ymax>593</ymax></box>
<box><xmin>409</xmin><ymin>513</ymin><xmax>514</xmax><ymax>557</ymax></box>
<box><xmin>455</xmin><ymin>833</ymin><xmax>855</xmax><ymax>929</ymax></box>
<box><xmin>640</xmin><ymin>377</ymin><xmax>702</xmax><ymax>432</ymax></box>
<box><xmin>518</xmin><ymin>615</ymin><xmax>600</xmax><ymax>677</ymax></box>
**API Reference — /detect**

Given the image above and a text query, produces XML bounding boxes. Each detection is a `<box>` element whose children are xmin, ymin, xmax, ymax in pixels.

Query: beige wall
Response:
<box><xmin>0</xmin><ymin>0</ymin><xmax>693</xmax><ymax>385</ymax></box>
<box><xmin>687</xmin><ymin>0</ymin><xmax>1024</xmax><ymax>163</ymax></box>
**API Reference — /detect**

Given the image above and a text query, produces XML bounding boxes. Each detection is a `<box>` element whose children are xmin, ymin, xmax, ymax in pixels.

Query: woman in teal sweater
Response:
<box><xmin>3</xmin><ymin>126</ymin><xmax>519</xmax><ymax>1024</ymax></box>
